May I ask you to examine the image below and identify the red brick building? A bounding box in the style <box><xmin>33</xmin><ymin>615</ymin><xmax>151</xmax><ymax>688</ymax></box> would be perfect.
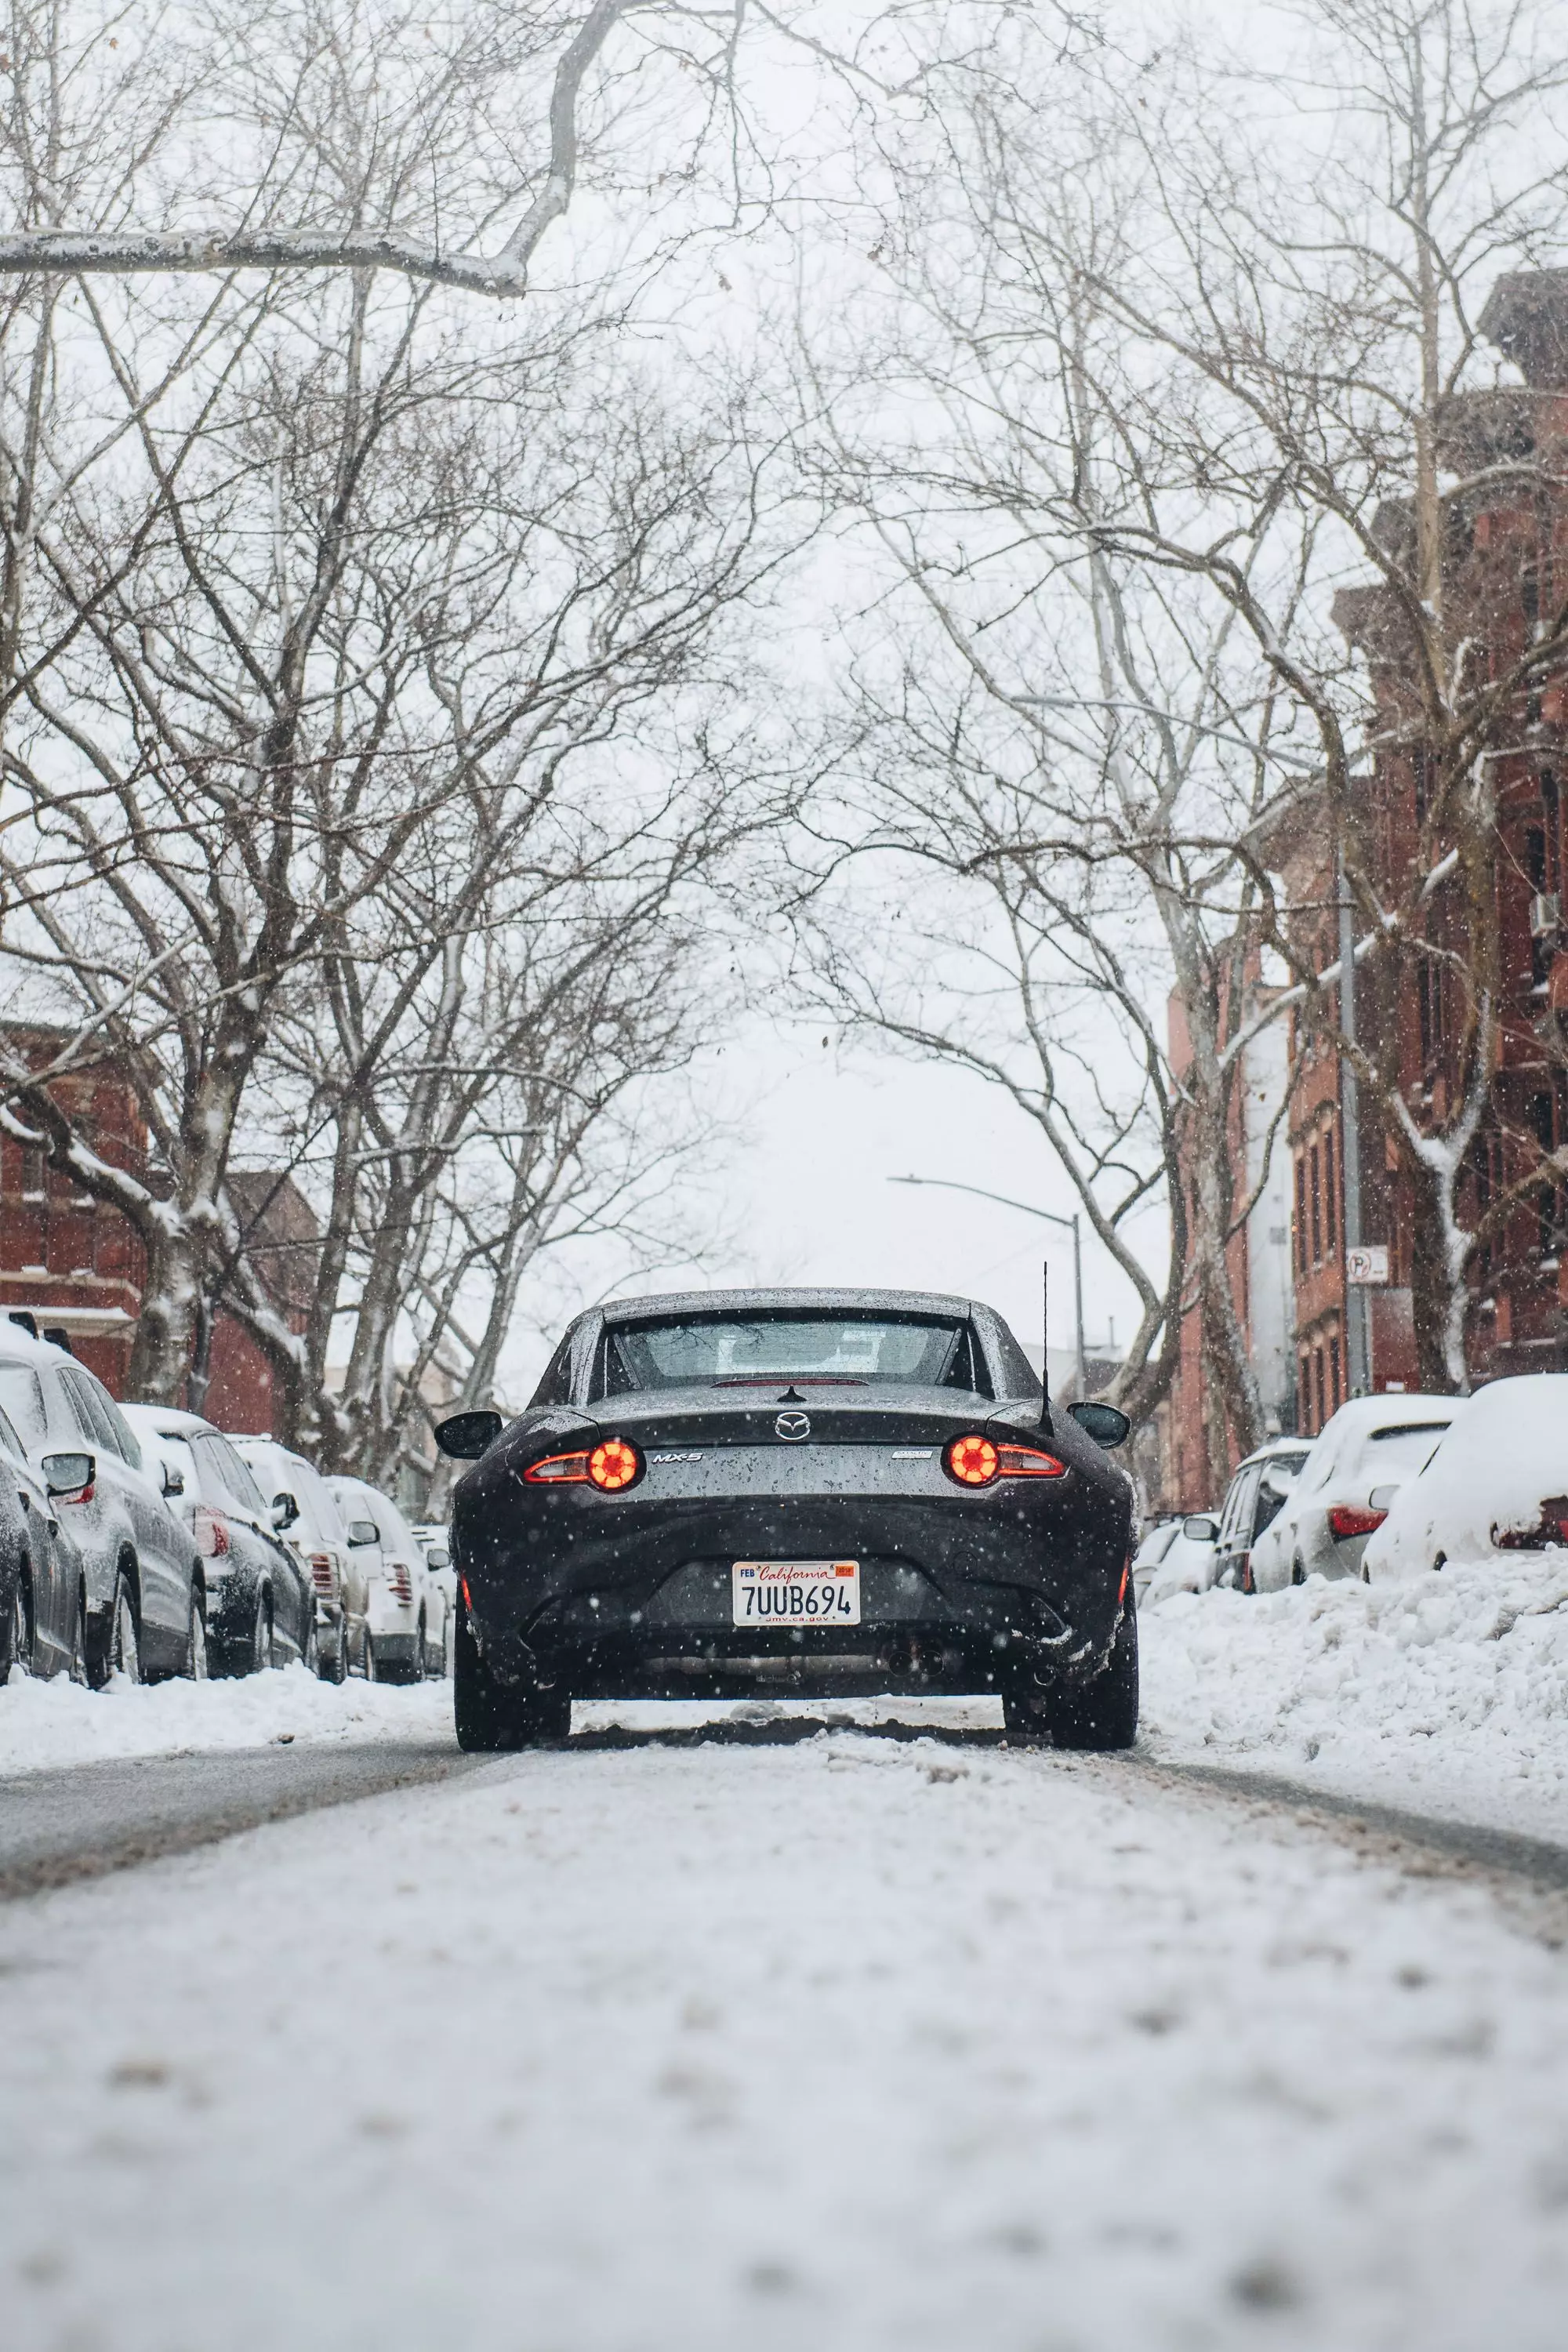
<box><xmin>1</xmin><ymin>1025</ymin><xmax>316</xmax><ymax>1432</ymax></box>
<box><xmin>1164</xmin><ymin>266</ymin><xmax>1568</xmax><ymax>1508</ymax></box>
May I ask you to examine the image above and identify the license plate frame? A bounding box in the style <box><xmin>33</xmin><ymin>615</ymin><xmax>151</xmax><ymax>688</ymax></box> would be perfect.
<box><xmin>731</xmin><ymin>1559</ymin><xmax>861</xmax><ymax>1628</ymax></box>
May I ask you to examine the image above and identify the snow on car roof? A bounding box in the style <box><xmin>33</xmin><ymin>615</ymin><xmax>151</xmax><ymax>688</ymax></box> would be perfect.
<box><xmin>597</xmin><ymin>1285</ymin><xmax>983</xmax><ymax>1323</ymax></box>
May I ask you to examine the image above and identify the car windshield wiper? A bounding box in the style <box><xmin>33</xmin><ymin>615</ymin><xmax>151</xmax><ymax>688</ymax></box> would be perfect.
<box><xmin>710</xmin><ymin>1375</ymin><xmax>870</xmax><ymax>1388</ymax></box>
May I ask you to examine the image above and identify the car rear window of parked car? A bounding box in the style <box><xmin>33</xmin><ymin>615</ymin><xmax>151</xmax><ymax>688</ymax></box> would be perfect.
<box><xmin>0</xmin><ymin>1401</ymin><xmax>29</xmax><ymax>1461</ymax></box>
<box><xmin>600</xmin><ymin>1313</ymin><xmax>978</xmax><ymax>1392</ymax></box>
<box><xmin>1361</xmin><ymin>1421</ymin><xmax>1450</xmax><ymax>1471</ymax></box>
<box><xmin>0</xmin><ymin>1363</ymin><xmax>47</xmax><ymax>1446</ymax></box>
<box><xmin>191</xmin><ymin>1432</ymin><xmax>267</xmax><ymax>1515</ymax></box>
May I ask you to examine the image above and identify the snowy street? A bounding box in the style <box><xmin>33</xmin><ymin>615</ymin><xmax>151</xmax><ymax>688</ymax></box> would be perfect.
<box><xmin>4</xmin><ymin>1680</ymin><xmax>1568</xmax><ymax>2351</ymax></box>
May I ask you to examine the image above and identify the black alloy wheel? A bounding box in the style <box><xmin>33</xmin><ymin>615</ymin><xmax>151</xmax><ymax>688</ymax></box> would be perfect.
<box><xmin>453</xmin><ymin>1600</ymin><xmax>570</xmax><ymax>1751</ymax></box>
<box><xmin>302</xmin><ymin>1611</ymin><xmax>318</xmax><ymax>1675</ymax></box>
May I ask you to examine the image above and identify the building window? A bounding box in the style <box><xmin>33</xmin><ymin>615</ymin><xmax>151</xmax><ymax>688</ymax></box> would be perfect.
<box><xmin>1418</xmin><ymin>958</ymin><xmax>1445</xmax><ymax>1063</ymax></box>
<box><xmin>1545</xmin><ymin>771</ymin><xmax>1562</xmax><ymax>895</ymax></box>
<box><xmin>1298</xmin><ymin>1354</ymin><xmax>1311</xmax><ymax>1433</ymax></box>
<box><xmin>1314</xmin><ymin>1347</ymin><xmax>1327</xmax><ymax>1432</ymax></box>
<box><xmin>1329</xmin><ymin>1336</ymin><xmax>1341</xmax><ymax>1413</ymax></box>
<box><xmin>20</xmin><ymin>1145</ymin><xmax>46</xmax><ymax>1200</ymax></box>
<box><xmin>1309</xmin><ymin>1143</ymin><xmax>1322</xmax><ymax>1265</ymax></box>
<box><xmin>1294</xmin><ymin>1154</ymin><xmax>1307</xmax><ymax>1277</ymax></box>
<box><xmin>1323</xmin><ymin>1124</ymin><xmax>1338</xmax><ymax>1256</ymax></box>
<box><xmin>1413</xmin><ymin>748</ymin><xmax>1431</xmax><ymax>827</ymax></box>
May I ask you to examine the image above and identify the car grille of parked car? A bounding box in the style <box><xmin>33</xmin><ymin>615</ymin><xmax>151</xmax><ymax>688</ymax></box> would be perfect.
<box><xmin>309</xmin><ymin>1552</ymin><xmax>339</xmax><ymax>1599</ymax></box>
<box><xmin>390</xmin><ymin>1561</ymin><xmax>414</xmax><ymax>1605</ymax></box>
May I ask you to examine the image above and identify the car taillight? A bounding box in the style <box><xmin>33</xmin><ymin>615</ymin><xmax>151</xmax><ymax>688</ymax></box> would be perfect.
<box><xmin>390</xmin><ymin>1562</ymin><xmax>413</xmax><ymax>1604</ymax></box>
<box><xmin>588</xmin><ymin>1438</ymin><xmax>641</xmax><ymax>1491</ymax></box>
<box><xmin>309</xmin><ymin>1552</ymin><xmax>337</xmax><ymax>1597</ymax></box>
<box><xmin>193</xmin><ymin>1504</ymin><xmax>230</xmax><ymax>1557</ymax></box>
<box><xmin>1328</xmin><ymin>1504</ymin><xmax>1387</xmax><ymax>1541</ymax></box>
<box><xmin>945</xmin><ymin>1434</ymin><xmax>1065</xmax><ymax>1486</ymax></box>
<box><xmin>995</xmin><ymin>1443</ymin><xmax>1066</xmax><ymax>1479</ymax></box>
<box><xmin>524</xmin><ymin>1439</ymin><xmax>643</xmax><ymax>1491</ymax></box>
<box><xmin>946</xmin><ymin>1434</ymin><xmax>998</xmax><ymax>1485</ymax></box>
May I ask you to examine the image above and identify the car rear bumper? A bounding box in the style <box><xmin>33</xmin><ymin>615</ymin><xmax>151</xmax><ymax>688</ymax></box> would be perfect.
<box><xmin>459</xmin><ymin>1494</ymin><xmax>1128</xmax><ymax>1698</ymax></box>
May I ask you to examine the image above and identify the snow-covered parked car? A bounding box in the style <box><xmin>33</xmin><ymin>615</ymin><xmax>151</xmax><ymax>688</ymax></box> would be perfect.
<box><xmin>410</xmin><ymin>1522</ymin><xmax>454</xmax><ymax>1674</ymax></box>
<box><xmin>1211</xmin><ymin>1438</ymin><xmax>1312</xmax><ymax>1592</ymax></box>
<box><xmin>0</xmin><ymin>1394</ymin><xmax>89</xmax><ymax>1682</ymax></box>
<box><xmin>0</xmin><ymin>1325</ymin><xmax>201</xmax><ymax>1683</ymax></box>
<box><xmin>327</xmin><ymin>1478</ymin><xmax>440</xmax><ymax>1683</ymax></box>
<box><xmin>1250</xmin><ymin>1393</ymin><xmax>1455</xmax><ymax>1589</ymax></box>
<box><xmin>122</xmin><ymin>1406</ymin><xmax>315</xmax><ymax>1676</ymax></box>
<box><xmin>1360</xmin><ymin>1375</ymin><xmax>1568</xmax><ymax>1580</ymax></box>
<box><xmin>1138</xmin><ymin>1512</ymin><xmax>1221</xmax><ymax>1602</ymax></box>
<box><xmin>234</xmin><ymin>1437</ymin><xmax>365</xmax><ymax>1682</ymax></box>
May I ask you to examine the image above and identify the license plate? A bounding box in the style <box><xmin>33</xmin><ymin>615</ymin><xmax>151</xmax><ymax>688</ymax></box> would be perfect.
<box><xmin>731</xmin><ymin>1560</ymin><xmax>861</xmax><ymax>1627</ymax></box>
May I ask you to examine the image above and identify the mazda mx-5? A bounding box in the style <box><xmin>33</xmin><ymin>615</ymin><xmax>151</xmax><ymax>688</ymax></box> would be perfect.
<box><xmin>436</xmin><ymin>1287</ymin><xmax>1136</xmax><ymax>1749</ymax></box>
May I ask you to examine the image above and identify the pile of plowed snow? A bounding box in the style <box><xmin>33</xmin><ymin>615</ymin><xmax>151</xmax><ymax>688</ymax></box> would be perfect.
<box><xmin>0</xmin><ymin>1661</ymin><xmax>455</xmax><ymax>1774</ymax></box>
<box><xmin>1140</xmin><ymin>1553</ymin><xmax>1568</xmax><ymax>1835</ymax></box>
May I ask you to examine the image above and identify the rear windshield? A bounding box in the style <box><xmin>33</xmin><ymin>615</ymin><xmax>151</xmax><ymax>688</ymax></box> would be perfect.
<box><xmin>601</xmin><ymin>1314</ymin><xmax>982</xmax><ymax>1393</ymax></box>
<box><xmin>1359</xmin><ymin>1421</ymin><xmax>1450</xmax><ymax>1472</ymax></box>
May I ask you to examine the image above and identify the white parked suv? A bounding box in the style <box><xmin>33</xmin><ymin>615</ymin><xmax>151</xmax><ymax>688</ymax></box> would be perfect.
<box><xmin>234</xmin><ymin>1439</ymin><xmax>365</xmax><ymax>1681</ymax></box>
<box><xmin>327</xmin><ymin>1477</ymin><xmax>441</xmax><ymax>1682</ymax></box>
<box><xmin>1249</xmin><ymin>1394</ymin><xmax>1456</xmax><ymax>1589</ymax></box>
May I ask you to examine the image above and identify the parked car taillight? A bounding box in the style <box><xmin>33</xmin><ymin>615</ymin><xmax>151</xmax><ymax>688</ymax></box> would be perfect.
<box><xmin>309</xmin><ymin>1551</ymin><xmax>338</xmax><ymax>1598</ymax></box>
<box><xmin>390</xmin><ymin>1561</ymin><xmax>414</xmax><ymax>1604</ymax></box>
<box><xmin>1494</xmin><ymin>1497</ymin><xmax>1568</xmax><ymax>1550</ymax></box>
<box><xmin>1327</xmin><ymin>1504</ymin><xmax>1387</xmax><ymax>1541</ymax></box>
<box><xmin>193</xmin><ymin>1504</ymin><xmax>231</xmax><ymax>1557</ymax></box>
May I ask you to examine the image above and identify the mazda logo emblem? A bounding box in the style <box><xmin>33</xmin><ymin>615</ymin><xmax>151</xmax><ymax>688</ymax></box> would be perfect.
<box><xmin>774</xmin><ymin>1410</ymin><xmax>811</xmax><ymax>1441</ymax></box>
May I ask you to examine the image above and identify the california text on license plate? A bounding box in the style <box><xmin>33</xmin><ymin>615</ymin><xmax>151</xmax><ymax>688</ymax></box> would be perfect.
<box><xmin>731</xmin><ymin>1561</ymin><xmax>861</xmax><ymax>1626</ymax></box>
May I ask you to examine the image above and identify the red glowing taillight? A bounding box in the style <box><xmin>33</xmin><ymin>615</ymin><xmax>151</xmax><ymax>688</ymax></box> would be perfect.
<box><xmin>390</xmin><ymin>1561</ymin><xmax>413</xmax><ymax>1605</ymax></box>
<box><xmin>524</xmin><ymin>1439</ymin><xmax>643</xmax><ymax>1491</ymax></box>
<box><xmin>946</xmin><ymin>1434</ymin><xmax>999</xmax><ymax>1485</ymax></box>
<box><xmin>589</xmin><ymin>1439</ymin><xmax>640</xmax><ymax>1491</ymax></box>
<box><xmin>944</xmin><ymin>1435</ymin><xmax>1066</xmax><ymax>1487</ymax></box>
<box><xmin>193</xmin><ymin>1504</ymin><xmax>230</xmax><ymax>1557</ymax></box>
<box><xmin>1328</xmin><ymin>1504</ymin><xmax>1387</xmax><ymax>1542</ymax></box>
<box><xmin>309</xmin><ymin>1551</ymin><xmax>337</xmax><ymax>1598</ymax></box>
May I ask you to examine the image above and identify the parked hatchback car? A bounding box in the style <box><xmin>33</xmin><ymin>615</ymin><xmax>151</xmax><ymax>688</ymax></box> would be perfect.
<box><xmin>1250</xmin><ymin>1394</ymin><xmax>1456</xmax><ymax>1589</ymax></box>
<box><xmin>0</xmin><ymin>1325</ymin><xmax>200</xmax><ymax>1682</ymax></box>
<box><xmin>1</xmin><ymin>1397</ymin><xmax>89</xmax><ymax>1682</ymax></box>
<box><xmin>410</xmin><ymin>1522</ymin><xmax>454</xmax><ymax>1675</ymax></box>
<box><xmin>1211</xmin><ymin>1439</ymin><xmax>1312</xmax><ymax>1592</ymax></box>
<box><xmin>122</xmin><ymin>1406</ymin><xmax>314</xmax><ymax>1675</ymax></box>
<box><xmin>1362</xmin><ymin>1376</ymin><xmax>1568</xmax><ymax>1581</ymax></box>
<box><xmin>234</xmin><ymin>1438</ymin><xmax>365</xmax><ymax>1681</ymax></box>
<box><xmin>327</xmin><ymin>1478</ymin><xmax>436</xmax><ymax>1682</ymax></box>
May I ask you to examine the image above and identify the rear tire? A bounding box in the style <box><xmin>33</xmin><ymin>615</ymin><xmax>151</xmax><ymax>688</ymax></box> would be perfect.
<box><xmin>453</xmin><ymin>1602</ymin><xmax>569</xmax><ymax>1751</ymax></box>
<box><xmin>1007</xmin><ymin>1607</ymin><xmax>1139</xmax><ymax>1751</ymax></box>
<box><xmin>186</xmin><ymin>1587</ymin><xmax>209</xmax><ymax>1681</ymax></box>
<box><xmin>4</xmin><ymin>1568</ymin><xmax>31</xmax><ymax>1680</ymax></box>
<box><xmin>322</xmin><ymin>1618</ymin><xmax>348</xmax><ymax>1683</ymax></box>
<box><xmin>362</xmin><ymin>1633</ymin><xmax>377</xmax><ymax>1683</ymax></box>
<box><xmin>99</xmin><ymin>1573</ymin><xmax>142</xmax><ymax>1688</ymax></box>
<box><xmin>252</xmin><ymin>1591</ymin><xmax>275</xmax><ymax>1675</ymax></box>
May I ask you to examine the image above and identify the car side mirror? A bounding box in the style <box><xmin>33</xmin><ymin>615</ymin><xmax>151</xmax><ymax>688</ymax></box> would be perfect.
<box><xmin>271</xmin><ymin>1490</ymin><xmax>299</xmax><ymax>1531</ymax></box>
<box><xmin>1068</xmin><ymin>1399</ymin><xmax>1131</xmax><ymax>1449</ymax></box>
<box><xmin>435</xmin><ymin>1409</ymin><xmax>504</xmax><ymax>1460</ymax></box>
<box><xmin>1367</xmin><ymin>1484</ymin><xmax>1399</xmax><ymax>1514</ymax></box>
<box><xmin>426</xmin><ymin>1548</ymin><xmax>449</xmax><ymax>1570</ymax></box>
<box><xmin>43</xmin><ymin>1450</ymin><xmax>96</xmax><ymax>1504</ymax></box>
<box><xmin>161</xmin><ymin>1462</ymin><xmax>184</xmax><ymax>1497</ymax></box>
<box><xmin>347</xmin><ymin>1519</ymin><xmax>379</xmax><ymax>1548</ymax></box>
<box><xmin>1182</xmin><ymin>1514</ymin><xmax>1219</xmax><ymax>1541</ymax></box>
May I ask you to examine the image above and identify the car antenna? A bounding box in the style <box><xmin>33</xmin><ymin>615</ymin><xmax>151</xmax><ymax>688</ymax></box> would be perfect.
<box><xmin>1040</xmin><ymin>1260</ymin><xmax>1054</xmax><ymax>1434</ymax></box>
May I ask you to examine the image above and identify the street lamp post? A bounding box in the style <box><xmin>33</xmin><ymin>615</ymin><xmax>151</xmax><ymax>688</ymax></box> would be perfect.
<box><xmin>887</xmin><ymin>1175</ymin><xmax>1088</xmax><ymax>1403</ymax></box>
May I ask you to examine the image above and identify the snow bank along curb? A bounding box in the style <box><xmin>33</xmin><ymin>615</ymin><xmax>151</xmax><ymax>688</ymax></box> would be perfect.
<box><xmin>1140</xmin><ymin>1555</ymin><xmax>1568</xmax><ymax>1836</ymax></box>
<box><xmin>0</xmin><ymin>1664</ymin><xmax>456</xmax><ymax>1776</ymax></box>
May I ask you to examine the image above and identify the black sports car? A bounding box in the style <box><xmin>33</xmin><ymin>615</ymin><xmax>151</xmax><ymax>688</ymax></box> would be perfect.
<box><xmin>436</xmin><ymin>1287</ymin><xmax>1136</xmax><ymax>1751</ymax></box>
